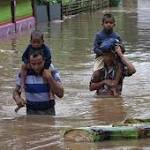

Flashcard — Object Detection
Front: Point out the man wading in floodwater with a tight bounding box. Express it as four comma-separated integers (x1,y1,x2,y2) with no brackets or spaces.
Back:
89,45,136,96
13,50,64,115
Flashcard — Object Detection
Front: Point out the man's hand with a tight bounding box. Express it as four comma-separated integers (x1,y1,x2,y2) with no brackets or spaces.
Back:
104,80,119,96
15,96,26,108
104,79,117,87
111,87,119,96
13,86,26,108
17,98,26,108
14,97,26,113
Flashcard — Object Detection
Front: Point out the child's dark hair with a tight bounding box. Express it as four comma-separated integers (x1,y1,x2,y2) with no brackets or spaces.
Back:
30,30,44,41
102,13,115,23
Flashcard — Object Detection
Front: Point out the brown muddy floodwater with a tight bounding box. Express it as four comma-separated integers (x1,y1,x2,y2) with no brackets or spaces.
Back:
0,0,150,149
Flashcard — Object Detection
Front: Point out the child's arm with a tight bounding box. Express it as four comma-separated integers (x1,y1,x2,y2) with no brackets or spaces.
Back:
43,45,52,69
93,33,103,56
22,45,31,65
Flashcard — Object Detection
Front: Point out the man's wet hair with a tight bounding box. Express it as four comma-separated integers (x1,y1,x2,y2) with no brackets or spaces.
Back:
29,50,45,60
30,30,44,40
102,13,115,23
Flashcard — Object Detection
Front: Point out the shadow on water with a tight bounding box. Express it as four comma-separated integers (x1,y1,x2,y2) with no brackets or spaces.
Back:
0,0,150,149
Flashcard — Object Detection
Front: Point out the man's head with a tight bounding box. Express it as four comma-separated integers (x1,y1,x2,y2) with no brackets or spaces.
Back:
102,13,115,33
103,51,116,66
30,30,44,49
29,50,45,74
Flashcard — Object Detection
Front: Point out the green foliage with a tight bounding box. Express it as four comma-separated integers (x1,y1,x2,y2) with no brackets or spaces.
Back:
36,0,61,5
109,0,121,7
16,0,32,19
0,1,11,23
0,0,32,23
62,0,70,5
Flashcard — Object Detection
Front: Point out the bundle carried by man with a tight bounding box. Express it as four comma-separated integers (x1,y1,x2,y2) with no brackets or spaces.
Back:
100,38,120,53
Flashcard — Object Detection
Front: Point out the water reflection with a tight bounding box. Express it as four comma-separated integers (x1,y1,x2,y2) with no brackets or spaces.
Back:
90,97,126,124
65,139,150,150
0,116,63,149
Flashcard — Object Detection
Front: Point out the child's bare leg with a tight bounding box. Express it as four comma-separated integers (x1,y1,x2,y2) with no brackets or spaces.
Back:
93,56,104,72
42,69,55,100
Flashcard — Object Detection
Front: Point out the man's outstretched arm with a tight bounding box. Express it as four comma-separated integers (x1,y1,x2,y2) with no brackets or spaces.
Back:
13,85,26,108
89,70,104,91
115,46,136,75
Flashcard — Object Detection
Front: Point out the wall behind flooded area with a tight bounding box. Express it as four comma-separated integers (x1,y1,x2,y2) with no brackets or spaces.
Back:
0,0,34,38
63,0,110,16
